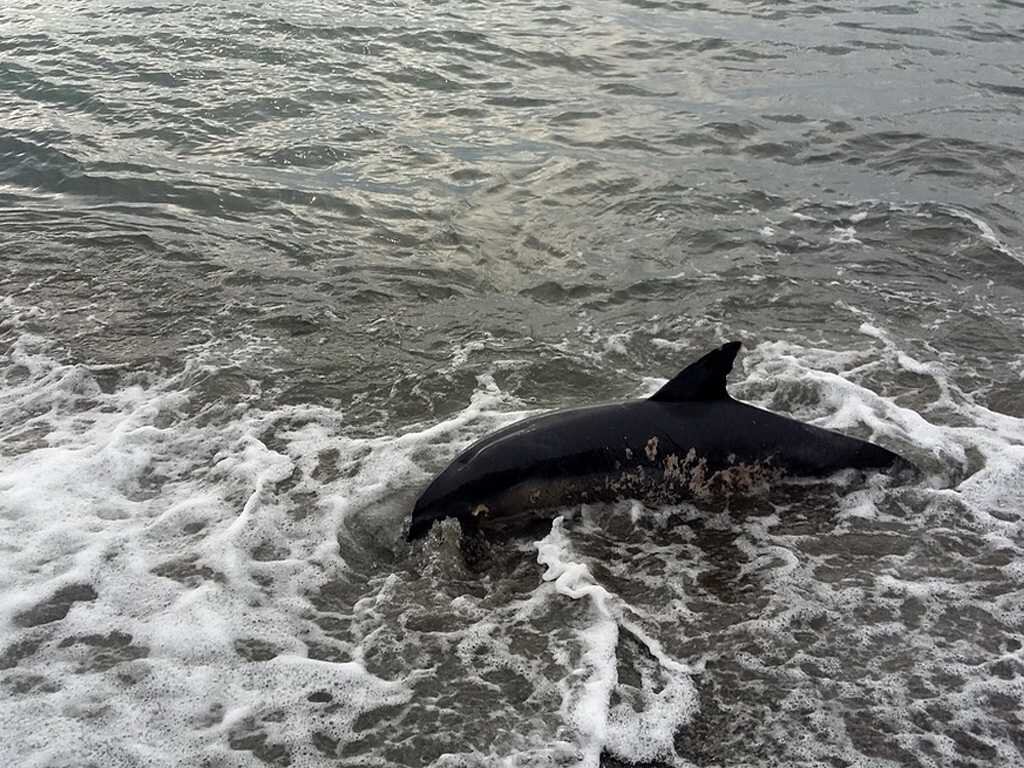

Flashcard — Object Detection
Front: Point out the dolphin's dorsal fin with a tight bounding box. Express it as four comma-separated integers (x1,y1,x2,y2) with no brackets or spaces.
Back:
650,341,742,402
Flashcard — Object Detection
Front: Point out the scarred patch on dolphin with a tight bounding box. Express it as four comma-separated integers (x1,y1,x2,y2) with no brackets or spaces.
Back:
645,436,659,462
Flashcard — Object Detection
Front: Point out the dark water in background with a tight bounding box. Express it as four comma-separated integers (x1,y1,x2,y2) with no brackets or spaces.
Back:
2,0,1024,765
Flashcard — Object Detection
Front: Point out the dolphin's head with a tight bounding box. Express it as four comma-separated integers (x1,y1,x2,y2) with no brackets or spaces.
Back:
407,477,460,540
407,447,494,541
407,422,545,541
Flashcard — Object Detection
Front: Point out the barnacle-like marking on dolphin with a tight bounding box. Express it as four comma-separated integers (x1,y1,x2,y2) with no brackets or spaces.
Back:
663,452,683,481
688,454,711,498
604,465,647,499
645,436,659,462
662,447,698,483
714,461,781,495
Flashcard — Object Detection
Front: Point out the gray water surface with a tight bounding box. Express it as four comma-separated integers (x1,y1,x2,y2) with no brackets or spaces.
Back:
2,1,1023,766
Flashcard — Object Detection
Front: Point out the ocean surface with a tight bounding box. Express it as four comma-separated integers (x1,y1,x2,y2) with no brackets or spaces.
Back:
2,1,1023,765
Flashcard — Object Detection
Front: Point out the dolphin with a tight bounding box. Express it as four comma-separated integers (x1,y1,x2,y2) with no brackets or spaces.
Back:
408,341,914,540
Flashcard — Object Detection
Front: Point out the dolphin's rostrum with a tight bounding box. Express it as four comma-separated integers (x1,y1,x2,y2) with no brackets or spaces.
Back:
408,341,914,540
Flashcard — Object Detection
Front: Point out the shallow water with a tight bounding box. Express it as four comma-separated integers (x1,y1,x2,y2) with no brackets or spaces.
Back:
2,0,1023,766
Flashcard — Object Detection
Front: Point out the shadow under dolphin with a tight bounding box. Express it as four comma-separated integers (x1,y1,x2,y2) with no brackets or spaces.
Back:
408,341,916,541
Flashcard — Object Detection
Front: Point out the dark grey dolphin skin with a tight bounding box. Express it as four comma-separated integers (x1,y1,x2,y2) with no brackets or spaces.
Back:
408,341,914,540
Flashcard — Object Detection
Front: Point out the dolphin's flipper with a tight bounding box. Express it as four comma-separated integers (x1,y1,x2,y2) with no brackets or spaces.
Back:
649,341,742,402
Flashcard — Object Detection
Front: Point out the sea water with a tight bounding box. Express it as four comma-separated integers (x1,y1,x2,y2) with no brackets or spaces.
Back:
2,1,1023,765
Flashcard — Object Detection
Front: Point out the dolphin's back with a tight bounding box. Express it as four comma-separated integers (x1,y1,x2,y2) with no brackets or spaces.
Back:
408,342,911,540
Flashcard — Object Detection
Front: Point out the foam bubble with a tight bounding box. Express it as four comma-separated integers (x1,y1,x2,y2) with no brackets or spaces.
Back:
828,225,862,245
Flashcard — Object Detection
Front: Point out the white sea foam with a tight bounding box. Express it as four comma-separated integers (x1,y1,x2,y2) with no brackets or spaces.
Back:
0,365,410,767
534,518,697,767
828,225,862,245
3,302,1024,767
